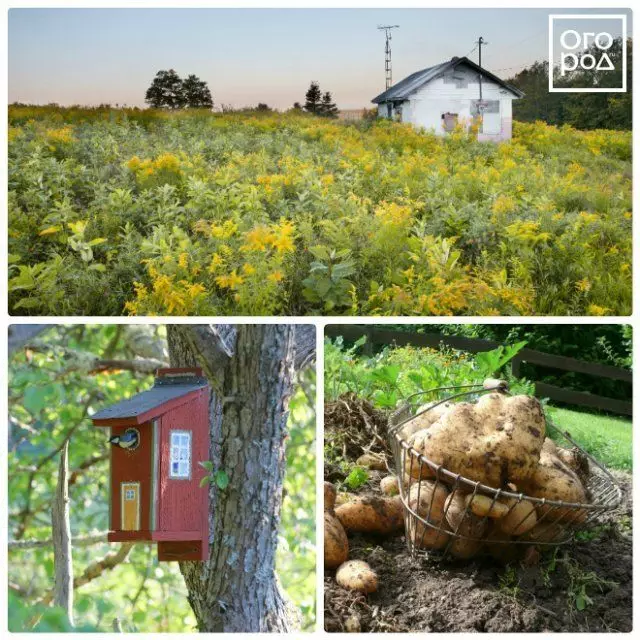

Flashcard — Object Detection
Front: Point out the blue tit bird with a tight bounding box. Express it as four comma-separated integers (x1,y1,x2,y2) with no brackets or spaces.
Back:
108,429,139,449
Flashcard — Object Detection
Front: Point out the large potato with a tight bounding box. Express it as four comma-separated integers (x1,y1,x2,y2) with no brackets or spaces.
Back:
336,560,378,594
335,495,404,536
324,512,349,569
406,481,450,550
398,401,454,440
521,439,587,524
413,394,546,488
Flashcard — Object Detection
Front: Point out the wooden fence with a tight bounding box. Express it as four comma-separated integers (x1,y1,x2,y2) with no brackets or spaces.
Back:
324,325,632,416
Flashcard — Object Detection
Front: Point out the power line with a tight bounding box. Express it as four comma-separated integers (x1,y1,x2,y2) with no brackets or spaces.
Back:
378,25,399,90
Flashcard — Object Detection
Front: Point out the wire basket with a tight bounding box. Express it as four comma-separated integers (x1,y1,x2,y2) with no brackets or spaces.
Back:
388,380,623,560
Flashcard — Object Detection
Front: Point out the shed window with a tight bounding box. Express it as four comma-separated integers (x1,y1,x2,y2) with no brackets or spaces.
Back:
169,430,191,479
125,489,136,501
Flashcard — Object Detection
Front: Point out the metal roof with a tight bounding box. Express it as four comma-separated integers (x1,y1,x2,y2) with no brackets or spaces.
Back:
92,376,208,422
372,56,524,103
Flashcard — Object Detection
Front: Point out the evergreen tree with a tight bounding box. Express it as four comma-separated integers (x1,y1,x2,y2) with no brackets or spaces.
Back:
145,69,186,110
304,82,322,114
181,74,213,109
292,101,302,111
319,91,339,118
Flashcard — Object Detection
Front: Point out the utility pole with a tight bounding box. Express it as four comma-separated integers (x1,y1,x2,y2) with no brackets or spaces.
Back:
378,25,399,90
476,36,488,100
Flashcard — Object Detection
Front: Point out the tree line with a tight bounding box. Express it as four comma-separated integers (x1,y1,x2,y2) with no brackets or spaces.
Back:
508,37,631,130
145,71,339,117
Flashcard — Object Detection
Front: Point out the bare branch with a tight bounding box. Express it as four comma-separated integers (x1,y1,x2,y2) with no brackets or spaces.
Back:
88,358,168,375
38,543,134,607
9,532,109,551
52,441,74,627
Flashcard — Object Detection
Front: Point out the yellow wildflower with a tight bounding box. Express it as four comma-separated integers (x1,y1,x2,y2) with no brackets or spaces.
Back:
267,270,284,283
215,270,244,290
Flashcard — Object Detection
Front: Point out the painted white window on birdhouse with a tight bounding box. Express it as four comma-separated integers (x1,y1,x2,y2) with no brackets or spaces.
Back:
169,430,191,479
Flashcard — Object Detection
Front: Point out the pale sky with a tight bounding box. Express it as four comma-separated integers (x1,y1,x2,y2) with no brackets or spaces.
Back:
8,8,632,109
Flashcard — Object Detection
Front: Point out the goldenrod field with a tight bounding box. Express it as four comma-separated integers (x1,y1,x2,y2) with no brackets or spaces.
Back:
8,106,632,316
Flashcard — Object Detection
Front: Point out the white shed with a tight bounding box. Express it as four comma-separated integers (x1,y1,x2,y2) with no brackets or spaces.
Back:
372,56,524,141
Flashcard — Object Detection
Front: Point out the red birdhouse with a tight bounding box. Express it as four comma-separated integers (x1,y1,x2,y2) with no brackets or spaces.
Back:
92,368,210,562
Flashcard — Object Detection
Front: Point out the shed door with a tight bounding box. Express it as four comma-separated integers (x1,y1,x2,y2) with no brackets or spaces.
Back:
121,482,141,530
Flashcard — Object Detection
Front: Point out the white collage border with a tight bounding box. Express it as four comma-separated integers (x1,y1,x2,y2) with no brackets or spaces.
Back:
1,1,638,638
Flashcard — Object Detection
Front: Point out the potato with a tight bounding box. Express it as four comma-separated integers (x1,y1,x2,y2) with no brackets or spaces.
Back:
324,481,337,512
336,560,378,594
324,512,349,569
380,475,399,496
555,445,590,485
403,429,435,480
344,614,361,633
444,492,487,538
521,521,566,544
413,395,546,488
498,498,537,535
443,491,486,559
406,481,451,550
335,495,404,536
449,535,484,559
398,401,454,440
521,439,588,524
408,480,449,522
484,523,523,564
356,453,386,471
335,492,350,507
465,493,509,519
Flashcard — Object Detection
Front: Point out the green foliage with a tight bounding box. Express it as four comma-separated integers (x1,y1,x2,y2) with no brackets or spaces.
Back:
343,466,369,490
425,324,632,402
301,247,356,312
324,336,533,407
474,341,527,378
277,366,316,630
7,107,632,316
510,38,631,130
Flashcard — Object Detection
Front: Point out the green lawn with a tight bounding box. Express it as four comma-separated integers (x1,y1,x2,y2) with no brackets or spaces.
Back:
547,406,632,471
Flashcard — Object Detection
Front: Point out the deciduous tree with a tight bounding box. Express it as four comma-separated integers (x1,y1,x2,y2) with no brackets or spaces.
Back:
145,69,186,110
166,324,315,632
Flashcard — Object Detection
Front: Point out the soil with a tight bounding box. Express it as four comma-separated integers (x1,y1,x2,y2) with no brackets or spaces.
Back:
324,398,632,633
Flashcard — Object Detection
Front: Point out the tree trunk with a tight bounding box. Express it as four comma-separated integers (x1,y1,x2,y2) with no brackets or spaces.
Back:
167,324,299,632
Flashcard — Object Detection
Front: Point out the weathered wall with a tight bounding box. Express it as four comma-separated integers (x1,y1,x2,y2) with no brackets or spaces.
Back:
379,64,517,141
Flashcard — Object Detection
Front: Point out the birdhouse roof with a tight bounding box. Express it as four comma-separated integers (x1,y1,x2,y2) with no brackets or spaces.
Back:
371,56,524,103
92,372,208,426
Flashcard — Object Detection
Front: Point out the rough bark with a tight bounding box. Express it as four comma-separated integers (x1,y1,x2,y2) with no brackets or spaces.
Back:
52,441,74,626
167,324,300,632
